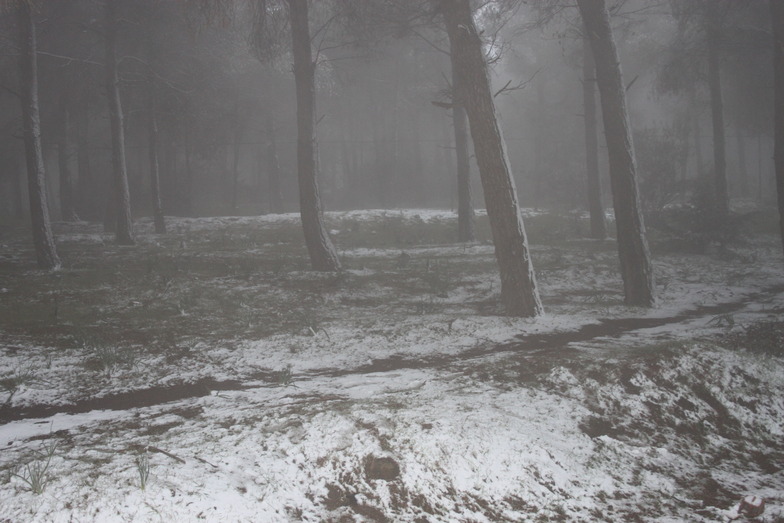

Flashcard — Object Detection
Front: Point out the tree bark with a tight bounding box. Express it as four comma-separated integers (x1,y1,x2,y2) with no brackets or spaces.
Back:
231,95,241,213
147,78,166,234
76,96,95,220
104,0,134,244
772,0,784,259
736,126,748,197
578,0,655,307
11,155,24,220
264,107,284,214
17,2,60,270
288,0,341,271
57,91,77,221
582,34,607,239
441,0,542,317
706,7,729,215
451,54,476,243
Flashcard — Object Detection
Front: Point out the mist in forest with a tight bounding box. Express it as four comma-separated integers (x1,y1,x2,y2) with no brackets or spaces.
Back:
0,0,775,224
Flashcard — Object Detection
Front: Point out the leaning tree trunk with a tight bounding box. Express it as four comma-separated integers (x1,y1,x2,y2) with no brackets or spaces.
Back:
577,0,655,307
18,2,60,270
582,33,607,239
264,108,284,214
706,8,729,215
147,78,166,234
58,90,77,221
441,0,542,317
451,56,476,243
104,0,134,245
772,0,784,259
288,0,341,271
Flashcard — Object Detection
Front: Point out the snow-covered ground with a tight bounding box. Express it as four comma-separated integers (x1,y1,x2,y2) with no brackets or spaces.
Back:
0,209,783,521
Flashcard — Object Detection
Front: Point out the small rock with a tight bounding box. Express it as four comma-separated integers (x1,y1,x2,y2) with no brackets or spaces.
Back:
364,455,400,481
739,495,765,518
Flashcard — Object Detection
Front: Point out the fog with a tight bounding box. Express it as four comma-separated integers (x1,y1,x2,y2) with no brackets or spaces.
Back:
0,0,774,222
2,2,784,519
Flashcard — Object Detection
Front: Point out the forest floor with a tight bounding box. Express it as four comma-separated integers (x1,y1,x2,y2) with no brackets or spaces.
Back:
0,208,783,522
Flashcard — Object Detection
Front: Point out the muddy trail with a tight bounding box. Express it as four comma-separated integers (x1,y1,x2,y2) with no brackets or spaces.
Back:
2,283,783,424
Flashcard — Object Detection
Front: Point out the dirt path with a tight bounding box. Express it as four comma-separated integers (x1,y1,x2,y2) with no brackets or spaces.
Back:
2,283,783,424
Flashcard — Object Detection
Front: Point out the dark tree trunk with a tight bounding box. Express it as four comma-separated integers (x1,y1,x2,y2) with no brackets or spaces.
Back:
690,90,704,176
11,155,24,220
182,135,193,216
147,80,166,234
17,3,60,270
76,96,95,220
231,96,241,213
578,0,655,307
104,0,134,244
288,0,340,271
57,91,77,221
441,0,542,317
706,9,729,215
582,34,607,239
451,55,476,243
736,127,748,197
773,0,784,259
372,105,387,208
264,108,284,214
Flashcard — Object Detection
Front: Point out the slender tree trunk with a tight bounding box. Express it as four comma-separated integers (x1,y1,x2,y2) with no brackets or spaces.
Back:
372,105,387,208
12,155,24,220
57,91,77,221
76,96,94,220
17,3,60,269
265,108,284,214
452,57,476,242
441,0,542,317
736,127,748,197
772,0,784,258
690,90,704,177
288,0,341,271
104,0,134,244
182,135,193,216
578,0,655,307
706,9,729,215
582,34,607,239
147,80,166,234
231,96,241,213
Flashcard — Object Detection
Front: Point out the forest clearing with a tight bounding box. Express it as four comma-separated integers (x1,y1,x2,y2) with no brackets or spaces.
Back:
0,209,783,522
3,0,784,520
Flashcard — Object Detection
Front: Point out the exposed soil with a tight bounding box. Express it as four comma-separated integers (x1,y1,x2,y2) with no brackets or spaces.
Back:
4,282,782,425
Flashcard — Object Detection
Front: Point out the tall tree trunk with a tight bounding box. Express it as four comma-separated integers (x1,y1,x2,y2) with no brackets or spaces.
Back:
104,0,134,244
736,127,748,197
452,58,476,243
772,0,784,259
706,8,729,215
578,0,655,307
288,0,341,271
76,96,95,220
147,79,166,234
690,89,704,177
582,34,607,239
58,91,77,221
441,0,542,317
265,108,284,214
372,105,387,208
182,134,193,216
231,96,241,213
17,3,60,269
12,155,24,220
